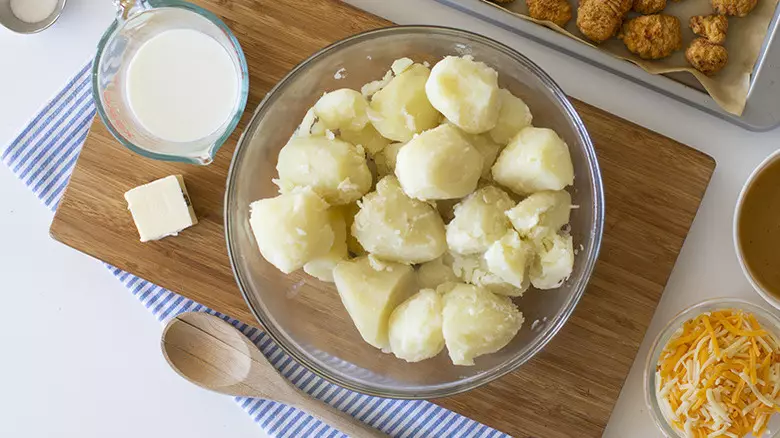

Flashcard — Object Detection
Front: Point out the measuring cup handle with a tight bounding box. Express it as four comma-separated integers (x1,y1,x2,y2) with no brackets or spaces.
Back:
114,0,151,21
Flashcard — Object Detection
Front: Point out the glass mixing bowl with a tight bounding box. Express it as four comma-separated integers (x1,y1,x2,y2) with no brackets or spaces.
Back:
225,26,605,398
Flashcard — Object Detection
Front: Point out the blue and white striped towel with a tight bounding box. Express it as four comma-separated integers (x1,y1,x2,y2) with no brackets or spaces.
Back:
2,63,508,438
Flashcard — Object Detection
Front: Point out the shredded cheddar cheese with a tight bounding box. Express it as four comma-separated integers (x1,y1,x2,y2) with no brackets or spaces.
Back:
656,309,780,438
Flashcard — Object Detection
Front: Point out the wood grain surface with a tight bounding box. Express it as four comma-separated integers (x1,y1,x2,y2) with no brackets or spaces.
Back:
49,0,716,436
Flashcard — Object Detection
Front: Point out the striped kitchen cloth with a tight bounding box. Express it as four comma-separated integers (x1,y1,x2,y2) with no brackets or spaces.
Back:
1,63,508,438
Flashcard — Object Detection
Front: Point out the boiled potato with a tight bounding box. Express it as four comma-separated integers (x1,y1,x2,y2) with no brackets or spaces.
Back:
435,281,459,295
506,190,571,239
441,283,524,365
352,176,447,264
276,136,372,205
342,202,365,256
425,56,501,134
446,185,515,255
303,208,348,282
395,124,482,200
369,64,441,142
530,232,574,289
340,124,390,157
374,141,405,178
296,107,327,137
391,57,415,75
314,89,370,132
444,251,481,284
492,127,574,196
388,288,445,362
488,89,533,145
417,257,458,289
445,251,525,297
466,133,503,179
249,189,334,274
483,230,534,293
361,70,393,98
333,256,416,349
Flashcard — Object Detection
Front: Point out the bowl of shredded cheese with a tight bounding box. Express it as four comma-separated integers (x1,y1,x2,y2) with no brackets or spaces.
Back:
646,299,780,438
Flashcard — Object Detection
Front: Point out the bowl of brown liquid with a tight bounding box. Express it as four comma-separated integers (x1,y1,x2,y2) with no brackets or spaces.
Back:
735,149,780,308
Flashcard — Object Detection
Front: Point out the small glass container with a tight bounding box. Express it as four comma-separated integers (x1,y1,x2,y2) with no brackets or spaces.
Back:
645,298,780,437
92,0,248,165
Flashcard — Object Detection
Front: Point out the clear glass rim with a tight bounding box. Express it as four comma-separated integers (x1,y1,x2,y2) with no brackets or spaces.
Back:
91,0,249,165
643,298,780,437
225,25,605,399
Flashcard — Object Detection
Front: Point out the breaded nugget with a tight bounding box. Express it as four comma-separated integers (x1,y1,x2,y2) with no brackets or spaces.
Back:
686,38,728,75
633,0,666,14
576,0,632,43
690,15,728,44
527,0,573,27
711,0,756,16
619,14,682,59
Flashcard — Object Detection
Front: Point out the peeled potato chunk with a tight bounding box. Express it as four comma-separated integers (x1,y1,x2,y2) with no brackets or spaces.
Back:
391,57,415,75
303,208,348,282
484,230,534,292
340,124,390,157
466,133,503,179
388,288,445,362
530,232,574,289
249,189,334,274
441,283,524,365
369,64,441,142
374,141,405,179
506,190,572,239
446,185,515,255
352,176,447,264
492,127,574,196
276,136,372,205
296,107,327,137
333,256,416,349
417,256,458,289
488,89,533,145
314,89,370,132
425,56,501,134
445,252,526,297
395,124,483,200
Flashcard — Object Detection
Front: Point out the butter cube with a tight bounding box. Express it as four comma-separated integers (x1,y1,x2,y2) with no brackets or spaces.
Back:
124,175,198,242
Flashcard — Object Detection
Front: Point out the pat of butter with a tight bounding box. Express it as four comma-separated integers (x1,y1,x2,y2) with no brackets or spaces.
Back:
124,175,198,242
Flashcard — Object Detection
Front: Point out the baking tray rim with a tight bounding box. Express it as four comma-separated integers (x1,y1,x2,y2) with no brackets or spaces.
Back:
437,0,780,131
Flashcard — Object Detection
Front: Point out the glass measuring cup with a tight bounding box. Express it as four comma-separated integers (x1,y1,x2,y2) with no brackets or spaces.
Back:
93,0,248,165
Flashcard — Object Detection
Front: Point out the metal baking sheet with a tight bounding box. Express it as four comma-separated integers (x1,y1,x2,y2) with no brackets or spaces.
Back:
437,0,780,131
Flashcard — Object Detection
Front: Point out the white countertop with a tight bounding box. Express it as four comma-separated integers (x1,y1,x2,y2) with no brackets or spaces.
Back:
0,0,777,436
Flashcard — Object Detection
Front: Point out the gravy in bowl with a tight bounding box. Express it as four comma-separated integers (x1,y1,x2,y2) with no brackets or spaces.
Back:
737,154,780,297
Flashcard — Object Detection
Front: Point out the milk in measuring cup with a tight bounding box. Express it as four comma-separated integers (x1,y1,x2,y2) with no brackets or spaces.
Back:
125,29,240,143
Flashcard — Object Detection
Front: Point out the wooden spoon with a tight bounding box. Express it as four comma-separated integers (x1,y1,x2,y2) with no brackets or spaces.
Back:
161,312,385,437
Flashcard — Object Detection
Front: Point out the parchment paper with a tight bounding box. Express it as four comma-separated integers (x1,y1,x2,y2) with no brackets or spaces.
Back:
482,0,779,115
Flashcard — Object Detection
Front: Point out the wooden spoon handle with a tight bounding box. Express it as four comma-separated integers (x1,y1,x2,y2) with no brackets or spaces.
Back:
243,360,386,437
161,312,385,437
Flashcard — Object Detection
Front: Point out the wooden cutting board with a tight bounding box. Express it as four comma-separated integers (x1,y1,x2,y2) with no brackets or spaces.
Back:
49,1,716,436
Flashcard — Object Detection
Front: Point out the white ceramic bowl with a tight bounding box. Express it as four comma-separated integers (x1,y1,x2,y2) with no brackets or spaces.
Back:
734,149,780,310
